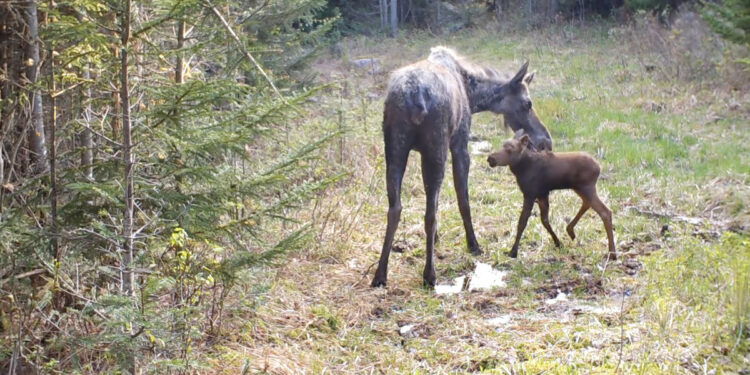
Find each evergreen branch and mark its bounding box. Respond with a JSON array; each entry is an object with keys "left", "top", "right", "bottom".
[{"left": 204, "top": 0, "right": 284, "bottom": 101}]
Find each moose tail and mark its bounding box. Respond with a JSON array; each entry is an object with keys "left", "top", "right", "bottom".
[{"left": 406, "top": 86, "right": 430, "bottom": 125}]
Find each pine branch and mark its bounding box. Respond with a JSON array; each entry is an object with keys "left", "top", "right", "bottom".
[{"left": 204, "top": 0, "right": 284, "bottom": 101}]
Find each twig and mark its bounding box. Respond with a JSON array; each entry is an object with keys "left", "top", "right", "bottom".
[
  {"left": 204, "top": 0, "right": 284, "bottom": 101},
  {"left": 352, "top": 261, "right": 378, "bottom": 288}
]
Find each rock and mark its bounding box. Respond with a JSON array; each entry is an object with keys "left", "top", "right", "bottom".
[{"left": 350, "top": 58, "right": 381, "bottom": 74}]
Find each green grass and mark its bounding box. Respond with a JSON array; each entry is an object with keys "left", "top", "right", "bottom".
[{"left": 212, "top": 23, "right": 750, "bottom": 374}]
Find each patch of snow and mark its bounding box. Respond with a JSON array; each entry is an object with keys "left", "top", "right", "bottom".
[
  {"left": 346, "top": 258, "right": 358, "bottom": 269},
  {"left": 485, "top": 315, "right": 512, "bottom": 326},
  {"left": 399, "top": 324, "right": 415, "bottom": 336},
  {"left": 435, "top": 276, "right": 466, "bottom": 295},
  {"left": 470, "top": 140, "right": 492, "bottom": 155},
  {"left": 545, "top": 291, "right": 568, "bottom": 305},
  {"left": 468, "top": 262, "right": 508, "bottom": 291}
]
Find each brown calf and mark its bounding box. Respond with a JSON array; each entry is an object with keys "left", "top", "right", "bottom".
[{"left": 487, "top": 134, "right": 616, "bottom": 260}]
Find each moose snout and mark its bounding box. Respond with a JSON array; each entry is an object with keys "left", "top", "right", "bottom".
[{"left": 487, "top": 154, "right": 498, "bottom": 167}]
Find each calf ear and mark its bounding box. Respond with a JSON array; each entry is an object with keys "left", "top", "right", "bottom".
[
  {"left": 519, "top": 134, "right": 530, "bottom": 147},
  {"left": 514, "top": 129, "right": 526, "bottom": 138},
  {"left": 511, "top": 61, "right": 530, "bottom": 85},
  {"left": 524, "top": 71, "right": 535, "bottom": 85}
]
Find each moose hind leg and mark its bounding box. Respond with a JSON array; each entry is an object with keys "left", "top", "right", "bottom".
[
  {"left": 372, "top": 138, "right": 410, "bottom": 287},
  {"left": 537, "top": 197, "right": 561, "bottom": 248},
  {"left": 588, "top": 191, "right": 616, "bottom": 260},
  {"left": 421, "top": 154, "right": 446, "bottom": 288},
  {"left": 567, "top": 191, "right": 590, "bottom": 240},
  {"left": 450, "top": 138, "right": 481, "bottom": 255}
]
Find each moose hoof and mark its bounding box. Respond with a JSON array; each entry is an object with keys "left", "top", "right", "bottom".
[
  {"left": 422, "top": 271, "right": 436, "bottom": 288},
  {"left": 506, "top": 250, "right": 518, "bottom": 259},
  {"left": 469, "top": 245, "right": 483, "bottom": 256},
  {"left": 371, "top": 277, "right": 387, "bottom": 288}
]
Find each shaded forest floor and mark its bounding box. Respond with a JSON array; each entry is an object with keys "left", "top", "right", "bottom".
[{"left": 215, "top": 24, "right": 750, "bottom": 373}]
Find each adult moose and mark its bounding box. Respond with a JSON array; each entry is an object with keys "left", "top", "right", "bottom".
[{"left": 372, "top": 46, "right": 533, "bottom": 288}]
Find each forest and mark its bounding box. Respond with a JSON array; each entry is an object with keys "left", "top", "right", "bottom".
[{"left": 0, "top": 0, "right": 749, "bottom": 373}]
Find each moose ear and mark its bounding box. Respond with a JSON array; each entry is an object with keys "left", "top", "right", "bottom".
[
  {"left": 524, "top": 71, "right": 535, "bottom": 85},
  {"left": 514, "top": 129, "right": 526, "bottom": 138},
  {"left": 511, "top": 60, "right": 529, "bottom": 85}
]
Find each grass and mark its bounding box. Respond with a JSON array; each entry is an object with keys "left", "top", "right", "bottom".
[{"left": 213, "top": 22, "right": 749, "bottom": 373}]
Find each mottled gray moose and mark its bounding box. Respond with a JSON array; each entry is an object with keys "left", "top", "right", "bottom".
[{"left": 372, "top": 46, "right": 535, "bottom": 288}]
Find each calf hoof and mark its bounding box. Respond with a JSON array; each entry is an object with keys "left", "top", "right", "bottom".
[
  {"left": 371, "top": 277, "right": 387, "bottom": 288},
  {"left": 607, "top": 252, "right": 617, "bottom": 261},
  {"left": 566, "top": 226, "right": 576, "bottom": 240}
]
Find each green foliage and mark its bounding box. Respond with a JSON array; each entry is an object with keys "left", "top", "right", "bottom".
[
  {"left": 701, "top": 0, "right": 750, "bottom": 66},
  {"left": 641, "top": 233, "right": 750, "bottom": 365},
  {"left": 0, "top": 0, "right": 340, "bottom": 371}
]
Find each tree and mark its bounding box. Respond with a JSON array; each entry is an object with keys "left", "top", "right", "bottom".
[
  {"left": 25, "top": 0, "right": 47, "bottom": 173},
  {"left": 0, "top": 0, "right": 339, "bottom": 372},
  {"left": 701, "top": 0, "right": 750, "bottom": 54}
]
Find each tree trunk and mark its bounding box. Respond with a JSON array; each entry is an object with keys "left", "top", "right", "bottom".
[
  {"left": 380, "top": 0, "right": 386, "bottom": 29},
  {"left": 390, "top": 0, "right": 398, "bottom": 37},
  {"left": 25, "top": 0, "right": 47, "bottom": 173},
  {"left": 48, "top": 3, "right": 59, "bottom": 265},
  {"left": 81, "top": 65, "right": 93, "bottom": 179},
  {"left": 176, "top": 19, "right": 185, "bottom": 84},
  {"left": 436, "top": 0, "right": 440, "bottom": 25},
  {"left": 120, "top": 0, "right": 136, "bottom": 371}
]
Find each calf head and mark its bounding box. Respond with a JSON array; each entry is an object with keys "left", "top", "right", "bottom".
[{"left": 487, "top": 134, "right": 530, "bottom": 168}]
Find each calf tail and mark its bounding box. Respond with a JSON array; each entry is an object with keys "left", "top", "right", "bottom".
[{"left": 406, "top": 86, "right": 430, "bottom": 125}]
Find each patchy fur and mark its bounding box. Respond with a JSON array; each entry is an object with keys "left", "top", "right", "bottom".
[{"left": 372, "top": 46, "right": 533, "bottom": 288}]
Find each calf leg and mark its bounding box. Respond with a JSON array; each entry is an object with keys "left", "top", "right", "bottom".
[
  {"left": 421, "top": 154, "right": 446, "bottom": 287},
  {"left": 509, "top": 196, "right": 535, "bottom": 258},
  {"left": 576, "top": 186, "right": 616, "bottom": 260},
  {"left": 537, "top": 197, "right": 561, "bottom": 248},
  {"left": 566, "top": 194, "right": 590, "bottom": 240},
  {"left": 371, "top": 138, "right": 410, "bottom": 288},
  {"left": 588, "top": 192, "right": 616, "bottom": 260},
  {"left": 450, "top": 137, "right": 481, "bottom": 255}
]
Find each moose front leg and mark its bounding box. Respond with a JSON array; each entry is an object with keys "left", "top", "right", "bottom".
[{"left": 509, "top": 196, "right": 535, "bottom": 258}]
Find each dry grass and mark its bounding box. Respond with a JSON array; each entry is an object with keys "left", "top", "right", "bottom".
[{"left": 208, "top": 19, "right": 750, "bottom": 374}]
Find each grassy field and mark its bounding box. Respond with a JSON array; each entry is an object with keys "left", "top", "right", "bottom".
[{"left": 215, "top": 23, "right": 749, "bottom": 373}]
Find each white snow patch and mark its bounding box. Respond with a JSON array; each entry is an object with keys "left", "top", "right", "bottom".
[
  {"left": 485, "top": 315, "right": 512, "bottom": 326},
  {"left": 435, "top": 275, "right": 466, "bottom": 295},
  {"left": 468, "top": 262, "right": 508, "bottom": 291},
  {"left": 399, "top": 324, "right": 415, "bottom": 335},
  {"left": 470, "top": 140, "right": 492, "bottom": 155},
  {"left": 545, "top": 292, "right": 568, "bottom": 305},
  {"left": 346, "top": 258, "right": 358, "bottom": 269}
]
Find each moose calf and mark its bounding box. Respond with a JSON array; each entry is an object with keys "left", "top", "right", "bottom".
[{"left": 487, "top": 133, "right": 616, "bottom": 259}]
